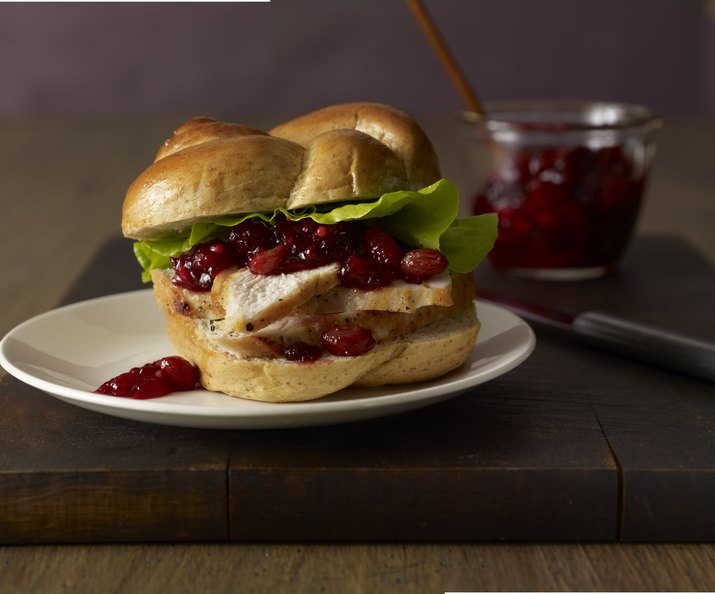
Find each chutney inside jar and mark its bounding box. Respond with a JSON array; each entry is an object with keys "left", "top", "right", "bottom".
[{"left": 463, "top": 101, "right": 662, "bottom": 280}]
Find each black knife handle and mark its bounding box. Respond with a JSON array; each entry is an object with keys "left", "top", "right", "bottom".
[{"left": 572, "top": 311, "right": 715, "bottom": 383}]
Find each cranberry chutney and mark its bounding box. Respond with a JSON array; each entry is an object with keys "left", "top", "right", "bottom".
[
  {"left": 96, "top": 216, "right": 452, "bottom": 396},
  {"left": 169, "top": 217, "right": 448, "bottom": 362},
  {"left": 173, "top": 217, "right": 448, "bottom": 363},
  {"left": 170, "top": 216, "right": 448, "bottom": 293},
  {"left": 464, "top": 101, "right": 661, "bottom": 280}
]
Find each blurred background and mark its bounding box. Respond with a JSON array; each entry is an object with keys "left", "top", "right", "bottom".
[
  {"left": 1, "top": 0, "right": 713, "bottom": 121},
  {"left": 1, "top": 0, "right": 714, "bottom": 333}
]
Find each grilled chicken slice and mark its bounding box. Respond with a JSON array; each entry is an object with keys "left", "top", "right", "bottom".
[
  {"left": 151, "top": 267, "right": 468, "bottom": 337},
  {"left": 217, "top": 264, "right": 340, "bottom": 331}
]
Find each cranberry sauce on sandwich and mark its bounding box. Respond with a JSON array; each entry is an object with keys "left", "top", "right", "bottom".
[{"left": 120, "top": 103, "right": 497, "bottom": 402}]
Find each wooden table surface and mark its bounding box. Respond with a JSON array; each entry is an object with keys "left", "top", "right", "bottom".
[{"left": 1, "top": 114, "right": 715, "bottom": 592}]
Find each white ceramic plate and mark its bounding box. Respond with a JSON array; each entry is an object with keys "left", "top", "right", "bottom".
[{"left": 0, "top": 290, "right": 535, "bottom": 429}]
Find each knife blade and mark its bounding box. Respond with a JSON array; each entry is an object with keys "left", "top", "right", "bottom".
[{"left": 479, "top": 290, "right": 715, "bottom": 383}]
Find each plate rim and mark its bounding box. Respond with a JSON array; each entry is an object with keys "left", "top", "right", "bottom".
[{"left": 0, "top": 289, "right": 535, "bottom": 427}]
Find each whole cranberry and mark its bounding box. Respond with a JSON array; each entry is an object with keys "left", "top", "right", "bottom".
[
  {"left": 339, "top": 256, "right": 393, "bottom": 290},
  {"left": 364, "top": 226, "right": 402, "bottom": 269},
  {"left": 399, "top": 249, "right": 448, "bottom": 283},
  {"left": 171, "top": 239, "right": 236, "bottom": 291},
  {"left": 321, "top": 325, "right": 375, "bottom": 357}
]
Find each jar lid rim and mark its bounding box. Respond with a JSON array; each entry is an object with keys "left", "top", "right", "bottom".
[{"left": 460, "top": 100, "right": 663, "bottom": 132}]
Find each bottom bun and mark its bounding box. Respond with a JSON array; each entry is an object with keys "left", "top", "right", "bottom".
[
  {"left": 161, "top": 302, "right": 480, "bottom": 403},
  {"left": 352, "top": 309, "right": 480, "bottom": 387}
]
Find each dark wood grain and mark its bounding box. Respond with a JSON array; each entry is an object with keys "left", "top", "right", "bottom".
[
  {"left": 0, "top": 378, "right": 230, "bottom": 544},
  {"left": 1, "top": 234, "right": 714, "bottom": 543},
  {"left": 476, "top": 235, "right": 715, "bottom": 542},
  {"left": 228, "top": 390, "right": 617, "bottom": 541}
]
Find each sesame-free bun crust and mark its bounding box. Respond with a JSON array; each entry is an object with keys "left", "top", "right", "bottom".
[
  {"left": 270, "top": 102, "right": 440, "bottom": 188},
  {"left": 122, "top": 103, "right": 441, "bottom": 240},
  {"left": 123, "top": 136, "right": 305, "bottom": 240}
]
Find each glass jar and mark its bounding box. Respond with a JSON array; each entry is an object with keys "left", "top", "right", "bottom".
[{"left": 462, "top": 100, "right": 662, "bottom": 280}]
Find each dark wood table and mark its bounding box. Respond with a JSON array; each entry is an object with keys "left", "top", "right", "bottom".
[{"left": 1, "top": 117, "right": 714, "bottom": 592}]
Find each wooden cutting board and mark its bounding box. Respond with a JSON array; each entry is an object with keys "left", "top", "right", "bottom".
[{"left": 1, "top": 235, "right": 713, "bottom": 544}]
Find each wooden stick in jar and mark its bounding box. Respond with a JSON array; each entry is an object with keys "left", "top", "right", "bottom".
[{"left": 404, "top": 0, "right": 487, "bottom": 117}]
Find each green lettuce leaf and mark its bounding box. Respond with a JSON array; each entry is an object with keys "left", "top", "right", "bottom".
[
  {"left": 439, "top": 213, "right": 498, "bottom": 273},
  {"left": 132, "top": 179, "right": 497, "bottom": 281}
]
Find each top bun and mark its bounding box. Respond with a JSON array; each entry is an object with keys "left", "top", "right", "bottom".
[{"left": 121, "top": 103, "right": 441, "bottom": 240}]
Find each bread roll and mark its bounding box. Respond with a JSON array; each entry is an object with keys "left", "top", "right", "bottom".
[
  {"left": 270, "top": 102, "right": 441, "bottom": 187},
  {"left": 121, "top": 103, "right": 441, "bottom": 240},
  {"left": 121, "top": 103, "right": 481, "bottom": 403}
]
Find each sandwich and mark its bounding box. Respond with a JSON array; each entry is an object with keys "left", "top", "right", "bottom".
[{"left": 121, "top": 102, "right": 497, "bottom": 402}]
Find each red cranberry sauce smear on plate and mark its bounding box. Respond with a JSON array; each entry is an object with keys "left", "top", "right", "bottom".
[
  {"left": 95, "top": 356, "right": 199, "bottom": 399},
  {"left": 170, "top": 217, "right": 448, "bottom": 293},
  {"left": 95, "top": 326, "right": 383, "bottom": 400}
]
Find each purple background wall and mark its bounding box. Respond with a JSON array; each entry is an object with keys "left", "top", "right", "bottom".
[{"left": 1, "top": 1, "right": 713, "bottom": 121}]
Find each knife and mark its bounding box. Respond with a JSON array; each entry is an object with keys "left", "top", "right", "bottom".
[{"left": 479, "top": 290, "right": 715, "bottom": 383}]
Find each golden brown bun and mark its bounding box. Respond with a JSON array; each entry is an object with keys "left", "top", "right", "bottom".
[
  {"left": 353, "top": 310, "right": 480, "bottom": 387},
  {"left": 160, "top": 300, "right": 480, "bottom": 402},
  {"left": 123, "top": 135, "right": 305, "bottom": 240},
  {"left": 155, "top": 116, "right": 269, "bottom": 161},
  {"left": 270, "top": 102, "right": 441, "bottom": 189},
  {"left": 121, "top": 103, "right": 441, "bottom": 240}
]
